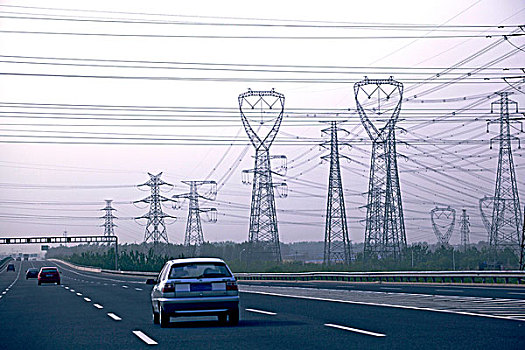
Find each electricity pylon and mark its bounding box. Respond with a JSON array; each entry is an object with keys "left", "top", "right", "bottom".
[
  {"left": 354, "top": 77, "right": 406, "bottom": 260},
  {"left": 321, "top": 121, "right": 351, "bottom": 264},
  {"left": 134, "top": 173, "right": 176, "bottom": 249},
  {"left": 100, "top": 199, "right": 117, "bottom": 243},
  {"left": 459, "top": 209, "right": 470, "bottom": 252},
  {"left": 239, "top": 89, "right": 285, "bottom": 262},
  {"left": 479, "top": 196, "right": 495, "bottom": 241},
  {"left": 520, "top": 207, "right": 525, "bottom": 270},
  {"left": 173, "top": 181, "right": 217, "bottom": 256},
  {"left": 488, "top": 93, "right": 522, "bottom": 263},
  {"left": 430, "top": 206, "right": 456, "bottom": 247}
]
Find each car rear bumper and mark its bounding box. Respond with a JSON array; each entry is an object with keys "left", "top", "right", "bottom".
[
  {"left": 157, "top": 296, "right": 239, "bottom": 315},
  {"left": 39, "top": 278, "right": 60, "bottom": 283}
]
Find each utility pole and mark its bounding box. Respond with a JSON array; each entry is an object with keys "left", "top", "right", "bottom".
[
  {"left": 488, "top": 93, "right": 522, "bottom": 265},
  {"left": 239, "top": 89, "right": 286, "bottom": 262},
  {"left": 430, "top": 206, "right": 456, "bottom": 247},
  {"left": 459, "top": 209, "right": 470, "bottom": 252},
  {"left": 100, "top": 200, "right": 117, "bottom": 243},
  {"left": 173, "top": 181, "right": 217, "bottom": 256},
  {"left": 321, "top": 121, "right": 351, "bottom": 265},
  {"left": 134, "top": 172, "right": 177, "bottom": 251},
  {"left": 354, "top": 77, "right": 407, "bottom": 260}
]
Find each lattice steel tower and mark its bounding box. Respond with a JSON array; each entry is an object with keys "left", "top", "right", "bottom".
[
  {"left": 430, "top": 206, "right": 456, "bottom": 247},
  {"left": 134, "top": 173, "right": 176, "bottom": 247},
  {"left": 459, "top": 209, "right": 470, "bottom": 252},
  {"left": 488, "top": 93, "right": 522, "bottom": 260},
  {"left": 101, "top": 199, "right": 117, "bottom": 239},
  {"left": 322, "top": 121, "right": 351, "bottom": 264},
  {"left": 479, "top": 196, "right": 495, "bottom": 241},
  {"left": 173, "top": 181, "right": 217, "bottom": 256},
  {"left": 239, "top": 89, "right": 285, "bottom": 262},
  {"left": 354, "top": 77, "right": 406, "bottom": 259}
]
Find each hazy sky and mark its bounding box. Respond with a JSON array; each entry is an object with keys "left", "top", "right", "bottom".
[{"left": 0, "top": 0, "right": 524, "bottom": 254}]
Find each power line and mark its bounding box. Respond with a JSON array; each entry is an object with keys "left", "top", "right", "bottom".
[{"left": 2, "top": 29, "right": 522, "bottom": 39}]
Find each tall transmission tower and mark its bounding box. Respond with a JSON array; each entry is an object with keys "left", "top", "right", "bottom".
[
  {"left": 488, "top": 93, "right": 522, "bottom": 261},
  {"left": 101, "top": 199, "right": 117, "bottom": 240},
  {"left": 321, "top": 121, "right": 351, "bottom": 264},
  {"left": 239, "top": 89, "right": 285, "bottom": 262},
  {"left": 520, "top": 207, "right": 525, "bottom": 270},
  {"left": 479, "top": 196, "right": 495, "bottom": 241},
  {"left": 173, "top": 181, "right": 217, "bottom": 256},
  {"left": 430, "top": 206, "right": 456, "bottom": 247},
  {"left": 134, "top": 172, "right": 177, "bottom": 248},
  {"left": 354, "top": 77, "right": 406, "bottom": 260},
  {"left": 459, "top": 209, "right": 470, "bottom": 252}
]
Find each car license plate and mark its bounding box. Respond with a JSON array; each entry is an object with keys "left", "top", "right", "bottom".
[
  {"left": 190, "top": 283, "right": 212, "bottom": 292},
  {"left": 46, "top": 274, "right": 53, "bottom": 277}
]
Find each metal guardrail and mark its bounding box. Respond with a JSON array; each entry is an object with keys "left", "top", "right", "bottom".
[
  {"left": 50, "top": 259, "right": 525, "bottom": 285},
  {"left": 0, "top": 257, "right": 14, "bottom": 272},
  {"left": 235, "top": 271, "right": 525, "bottom": 285}
]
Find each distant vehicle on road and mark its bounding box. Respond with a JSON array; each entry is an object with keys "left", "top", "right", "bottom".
[
  {"left": 15, "top": 257, "right": 21, "bottom": 261},
  {"left": 147, "top": 257, "right": 239, "bottom": 328},
  {"left": 6, "top": 263, "right": 15, "bottom": 272},
  {"left": 26, "top": 268, "right": 39, "bottom": 279},
  {"left": 38, "top": 267, "right": 60, "bottom": 285}
]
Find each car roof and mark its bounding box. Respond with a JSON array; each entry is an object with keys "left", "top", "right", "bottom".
[
  {"left": 40, "top": 266, "right": 58, "bottom": 270},
  {"left": 166, "top": 257, "right": 226, "bottom": 265}
]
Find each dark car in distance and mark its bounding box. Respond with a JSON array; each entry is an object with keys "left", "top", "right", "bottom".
[
  {"left": 26, "top": 268, "right": 39, "bottom": 279},
  {"left": 6, "top": 263, "right": 15, "bottom": 272},
  {"left": 38, "top": 267, "right": 60, "bottom": 285}
]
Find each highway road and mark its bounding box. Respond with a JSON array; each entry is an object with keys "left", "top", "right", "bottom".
[{"left": 1, "top": 260, "right": 524, "bottom": 349}]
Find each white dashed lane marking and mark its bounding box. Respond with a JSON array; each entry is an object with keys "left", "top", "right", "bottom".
[
  {"left": 94, "top": 304, "right": 104, "bottom": 309},
  {"left": 135, "top": 288, "right": 143, "bottom": 291},
  {"left": 122, "top": 285, "right": 129, "bottom": 289},
  {"left": 84, "top": 297, "right": 91, "bottom": 302},
  {"left": 133, "top": 330, "right": 158, "bottom": 345},
  {"left": 245, "top": 308, "right": 277, "bottom": 316},
  {"left": 107, "top": 313, "right": 122, "bottom": 321},
  {"left": 325, "top": 323, "right": 386, "bottom": 337}
]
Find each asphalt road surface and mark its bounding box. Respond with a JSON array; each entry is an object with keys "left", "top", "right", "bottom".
[{"left": 1, "top": 260, "right": 524, "bottom": 349}]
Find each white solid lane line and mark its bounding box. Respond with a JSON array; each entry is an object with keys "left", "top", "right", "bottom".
[
  {"left": 133, "top": 331, "right": 158, "bottom": 345},
  {"left": 509, "top": 292, "right": 525, "bottom": 296},
  {"left": 245, "top": 308, "right": 277, "bottom": 316},
  {"left": 84, "top": 297, "right": 91, "bottom": 302},
  {"left": 325, "top": 323, "right": 386, "bottom": 337},
  {"left": 94, "top": 304, "right": 104, "bottom": 309},
  {"left": 438, "top": 289, "right": 464, "bottom": 293},
  {"left": 107, "top": 313, "right": 122, "bottom": 321}
]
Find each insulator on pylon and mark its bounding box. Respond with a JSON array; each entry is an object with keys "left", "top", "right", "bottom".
[
  {"left": 241, "top": 170, "right": 252, "bottom": 185},
  {"left": 275, "top": 183, "right": 288, "bottom": 198}
]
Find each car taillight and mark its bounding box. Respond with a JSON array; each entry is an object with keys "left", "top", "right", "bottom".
[
  {"left": 162, "top": 283, "right": 175, "bottom": 293},
  {"left": 226, "top": 281, "right": 238, "bottom": 291}
]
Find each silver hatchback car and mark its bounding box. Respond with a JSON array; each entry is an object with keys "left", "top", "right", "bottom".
[{"left": 147, "top": 257, "right": 239, "bottom": 327}]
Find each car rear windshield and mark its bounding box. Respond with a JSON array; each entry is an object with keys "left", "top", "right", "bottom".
[
  {"left": 168, "top": 262, "right": 231, "bottom": 279},
  {"left": 41, "top": 268, "right": 58, "bottom": 273}
]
